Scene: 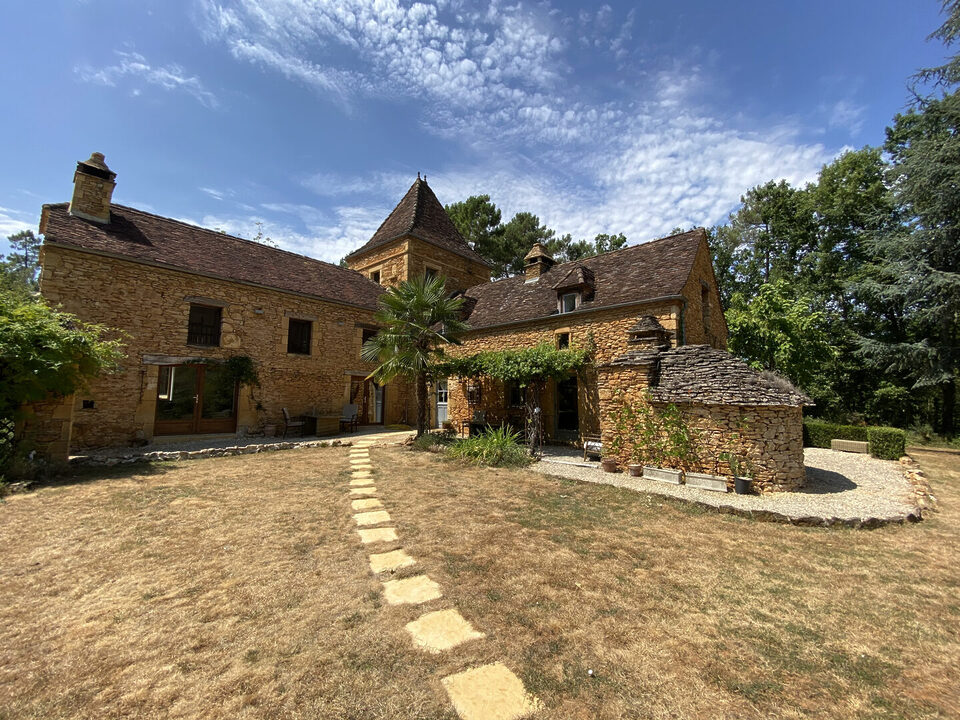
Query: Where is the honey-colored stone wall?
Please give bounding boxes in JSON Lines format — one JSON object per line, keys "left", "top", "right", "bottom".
{"left": 445, "top": 302, "right": 681, "bottom": 440}
{"left": 347, "top": 235, "right": 489, "bottom": 293}
{"left": 39, "top": 244, "right": 412, "bottom": 450}
{"left": 597, "top": 364, "right": 805, "bottom": 493}
{"left": 347, "top": 240, "right": 408, "bottom": 287}
{"left": 680, "top": 240, "right": 728, "bottom": 348}
{"left": 17, "top": 394, "right": 75, "bottom": 463}
{"left": 68, "top": 172, "right": 114, "bottom": 223}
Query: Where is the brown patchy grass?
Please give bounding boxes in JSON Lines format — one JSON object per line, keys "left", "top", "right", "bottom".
{"left": 0, "top": 446, "right": 958, "bottom": 719}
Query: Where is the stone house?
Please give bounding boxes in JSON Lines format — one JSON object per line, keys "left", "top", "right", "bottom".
{"left": 30, "top": 153, "right": 809, "bottom": 491}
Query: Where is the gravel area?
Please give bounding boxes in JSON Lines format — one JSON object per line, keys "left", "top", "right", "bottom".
{"left": 533, "top": 448, "right": 921, "bottom": 527}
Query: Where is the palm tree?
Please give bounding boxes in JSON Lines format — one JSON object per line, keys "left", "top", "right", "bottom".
{"left": 361, "top": 274, "right": 468, "bottom": 437}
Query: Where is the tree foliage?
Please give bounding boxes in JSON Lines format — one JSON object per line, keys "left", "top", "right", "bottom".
{"left": 0, "top": 291, "right": 125, "bottom": 418}
{"left": 360, "top": 274, "right": 468, "bottom": 437}
{"left": 1, "top": 230, "right": 42, "bottom": 295}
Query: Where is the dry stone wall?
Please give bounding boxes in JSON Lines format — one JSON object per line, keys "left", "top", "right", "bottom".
{"left": 597, "top": 364, "right": 805, "bottom": 493}
{"left": 680, "top": 241, "right": 728, "bottom": 348}
{"left": 39, "top": 245, "right": 413, "bottom": 450}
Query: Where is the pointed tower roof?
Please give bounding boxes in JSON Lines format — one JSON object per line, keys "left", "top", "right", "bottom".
{"left": 347, "top": 177, "right": 490, "bottom": 266}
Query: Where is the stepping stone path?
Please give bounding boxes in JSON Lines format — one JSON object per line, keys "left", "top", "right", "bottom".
{"left": 345, "top": 432, "right": 540, "bottom": 719}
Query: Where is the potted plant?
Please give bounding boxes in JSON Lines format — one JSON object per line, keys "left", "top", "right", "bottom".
{"left": 721, "top": 451, "right": 752, "bottom": 495}
{"left": 602, "top": 394, "right": 628, "bottom": 473}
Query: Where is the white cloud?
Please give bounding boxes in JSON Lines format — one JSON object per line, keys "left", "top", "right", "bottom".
{"left": 192, "top": 1, "right": 840, "bottom": 256}
{"left": 75, "top": 51, "right": 219, "bottom": 108}
{"left": 825, "top": 99, "right": 866, "bottom": 136}
{"left": 0, "top": 206, "right": 36, "bottom": 242}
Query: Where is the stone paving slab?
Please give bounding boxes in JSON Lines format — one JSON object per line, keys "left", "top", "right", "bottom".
{"left": 369, "top": 548, "right": 416, "bottom": 573}
{"left": 351, "top": 498, "right": 384, "bottom": 511}
{"left": 350, "top": 478, "right": 375, "bottom": 487}
{"left": 357, "top": 527, "right": 398, "bottom": 544}
{"left": 441, "top": 663, "right": 541, "bottom": 720}
{"left": 350, "top": 486, "right": 378, "bottom": 496}
{"left": 383, "top": 574, "right": 443, "bottom": 605}
{"left": 406, "top": 609, "right": 485, "bottom": 653}
{"left": 354, "top": 510, "right": 391, "bottom": 526}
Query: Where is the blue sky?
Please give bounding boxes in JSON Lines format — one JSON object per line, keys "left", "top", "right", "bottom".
{"left": 0, "top": 0, "right": 948, "bottom": 262}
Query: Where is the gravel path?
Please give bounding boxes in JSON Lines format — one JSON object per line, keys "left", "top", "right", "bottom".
{"left": 533, "top": 448, "right": 920, "bottom": 527}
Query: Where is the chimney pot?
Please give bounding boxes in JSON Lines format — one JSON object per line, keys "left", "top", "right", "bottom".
{"left": 523, "top": 242, "right": 554, "bottom": 282}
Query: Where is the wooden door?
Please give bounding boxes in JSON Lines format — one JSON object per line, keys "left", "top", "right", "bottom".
{"left": 155, "top": 364, "right": 238, "bottom": 435}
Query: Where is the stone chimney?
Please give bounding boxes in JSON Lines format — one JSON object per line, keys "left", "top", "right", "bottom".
{"left": 523, "top": 242, "right": 554, "bottom": 282}
{"left": 69, "top": 152, "right": 116, "bottom": 224}
{"left": 626, "top": 315, "right": 672, "bottom": 351}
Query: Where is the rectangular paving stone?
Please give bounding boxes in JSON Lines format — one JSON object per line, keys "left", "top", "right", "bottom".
{"left": 406, "top": 609, "right": 485, "bottom": 654}
{"left": 357, "top": 527, "right": 398, "bottom": 544}
{"left": 369, "top": 548, "right": 415, "bottom": 573}
{"left": 354, "top": 510, "right": 391, "bottom": 526}
{"left": 351, "top": 497, "right": 384, "bottom": 511}
{"left": 441, "top": 663, "right": 541, "bottom": 720}
{"left": 382, "top": 574, "right": 442, "bottom": 605}
{"left": 350, "top": 486, "right": 377, "bottom": 496}
{"left": 350, "top": 478, "right": 374, "bottom": 487}
{"left": 351, "top": 464, "right": 374, "bottom": 471}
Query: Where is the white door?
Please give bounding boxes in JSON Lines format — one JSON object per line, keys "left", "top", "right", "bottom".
{"left": 436, "top": 379, "right": 448, "bottom": 427}
{"left": 374, "top": 384, "right": 383, "bottom": 423}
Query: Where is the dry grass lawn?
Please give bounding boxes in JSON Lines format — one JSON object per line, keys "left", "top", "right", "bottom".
{"left": 0, "top": 446, "right": 958, "bottom": 719}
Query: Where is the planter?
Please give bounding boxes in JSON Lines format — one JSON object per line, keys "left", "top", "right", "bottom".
{"left": 643, "top": 466, "right": 683, "bottom": 484}
{"left": 685, "top": 471, "right": 728, "bottom": 493}
{"left": 263, "top": 424, "right": 277, "bottom": 438}
{"left": 734, "top": 476, "right": 752, "bottom": 495}
{"left": 627, "top": 464, "right": 644, "bottom": 477}
{"left": 601, "top": 458, "right": 619, "bottom": 473}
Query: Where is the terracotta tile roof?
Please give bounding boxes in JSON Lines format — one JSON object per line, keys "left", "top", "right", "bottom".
{"left": 461, "top": 229, "right": 704, "bottom": 329}
{"left": 347, "top": 177, "right": 489, "bottom": 266}
{"left": 608, "top": 344, "right": 813, "bottom": 407}
{"left": 40, "top": 203, "right": 384, "bottom": 309}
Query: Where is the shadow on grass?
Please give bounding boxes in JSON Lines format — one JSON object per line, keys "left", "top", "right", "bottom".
{"left": 6, "top": 461, "right": 179, "bottom": 497}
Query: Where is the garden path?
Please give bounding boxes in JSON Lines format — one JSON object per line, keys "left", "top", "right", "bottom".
{"left": 346, "top": 433, "right": 541, "bottom": 720}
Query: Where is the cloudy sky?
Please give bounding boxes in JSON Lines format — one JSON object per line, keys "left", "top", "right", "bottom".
{"left": 0, "top": 0, "right": 948, "bottom": 262}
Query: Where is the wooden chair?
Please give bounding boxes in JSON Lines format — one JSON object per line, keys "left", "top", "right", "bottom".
{"left": 281, "top": 408, "right": 307, "bottom": 439}
{"left": 582, "top": 434, "right": 602, "bottom": 461}
{"left": 339, "top": 403, "right": 359, "bottom": 433}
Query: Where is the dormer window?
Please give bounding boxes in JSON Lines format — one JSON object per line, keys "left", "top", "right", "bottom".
{"left": 559, "top": 292, "right": 579, "bottom": 314}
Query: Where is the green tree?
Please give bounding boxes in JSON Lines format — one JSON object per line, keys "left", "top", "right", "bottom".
{"left": 726, "top": 280, "right": 836, "bottom": 388}
{"left": 913, "top": 0, "right": 960, "bottom": 92}
{"left": 493, "top": 212, "right": 556, "bottom": 278}
{"left": 445, "top": 194, "right": 504, "bottom": 261}
{"left": 0, "top": 291, "right": 124, "bottom": 419}
{"left": 1, "top": 230, "right": 42, "bottom": 294}
{"left": 361, "top": 275, "right": 468, "bottom": 437}
{"left": 548, "top": 232, "right": 628, "bottom": 262}
{"left": 856, "top": 90, "right": 960, "bottom": 435}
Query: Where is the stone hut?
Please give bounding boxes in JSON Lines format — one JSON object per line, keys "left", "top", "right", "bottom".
{"left": 599, "top": 316, "right": 812, "bottom": 493}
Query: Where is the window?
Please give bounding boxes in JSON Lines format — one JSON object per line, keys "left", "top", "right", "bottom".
{"left": 466, "top": 382, "right": 482, "bottom": 406}
{"left": 507, "top": 382, "right": 524, "bottom": 407}
{"left": 556, "top": 332, "right": 570, "bottom": 350}
{"left": 187, "top": 304, "right": 221, "bottom": 346}
{"left": 287, "top": 318, "right": 312, "bottom": 354}
{"left": 559, "top": 292, "right": 578, "bottom": 314}
{"left": 424, "top": 267, "right": 438, "bottom": 281}
{"left": 370, "top": 270, "right": 381, "bottom": 284}
{"left": 362, "top": 328, "right": 378, "bottom": 344}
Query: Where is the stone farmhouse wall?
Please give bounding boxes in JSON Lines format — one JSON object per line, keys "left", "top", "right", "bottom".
{"left": 348, "top": 235, "right": 489, "bottom": 293}
{"left": 39, "top": 245, "right": 412, "bottom": 450}
{"left": 597, "top": 364, "right": 805, "bottom": 493}
{"left": 681, "top": 241, "right": 729, "bottom": 348}
{"left": 444, "top": 302, "right": 682, "bottom": 440}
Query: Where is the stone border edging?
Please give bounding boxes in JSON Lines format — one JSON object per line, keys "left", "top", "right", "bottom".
{"left": 69, "top": 439, "right": 353, "bottom": 467}
{"left": 537, "top": 465, "right": 926, "bottom": 530}
{"left": 903, "top": 454, "right": 939, "bottom": 513}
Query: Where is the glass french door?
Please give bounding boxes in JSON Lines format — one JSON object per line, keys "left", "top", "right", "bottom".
{"left": 556, "top": 376, "right": 579, "bottom": 441}
{"left": 436, "top": 379, "right": 449, "bottom": 427}
{"left": 154, "top": 364, "right": 238, "bottom": 435}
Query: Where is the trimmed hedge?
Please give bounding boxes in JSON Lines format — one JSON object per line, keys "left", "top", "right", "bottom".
{"left": 802, "top": 419, "right": 868, "bottom": 448}
{"left": 868, "top": 426, "right": 907, "bottom": 460}
{"left": 803, "top": 419, "right": 906, "bottom": 460}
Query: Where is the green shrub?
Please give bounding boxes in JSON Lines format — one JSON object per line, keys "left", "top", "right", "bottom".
{"left": 446, "top": 426, "right": 532, "bottom": 467}
{"left": 803, "top": 419, "right": 868, "bottom": 447}
{"left": 411, "top": 432, "right": 451, "bottom": 452}
{"left": 868, "top": 426, "right": 906, "bottom": 460}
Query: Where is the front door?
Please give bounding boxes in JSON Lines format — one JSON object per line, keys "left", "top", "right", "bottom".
{"left": 436, "top": 379, "right": 449, "bottom": 427}
{"left": 154, "top": 364, "right": 238, "bottom": 435}
{"left": 556, "top": 376, "right": 579, "bottom": 442}
{"left": 374, "top": 383, "right": 384, "bottom": 424}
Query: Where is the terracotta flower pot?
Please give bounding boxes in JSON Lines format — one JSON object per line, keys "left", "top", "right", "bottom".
{"left": 627, "top": 464, "right": 643, "bottom": 477}
{"left": 601, "top": 458, "right": 619, "bottom": 473}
